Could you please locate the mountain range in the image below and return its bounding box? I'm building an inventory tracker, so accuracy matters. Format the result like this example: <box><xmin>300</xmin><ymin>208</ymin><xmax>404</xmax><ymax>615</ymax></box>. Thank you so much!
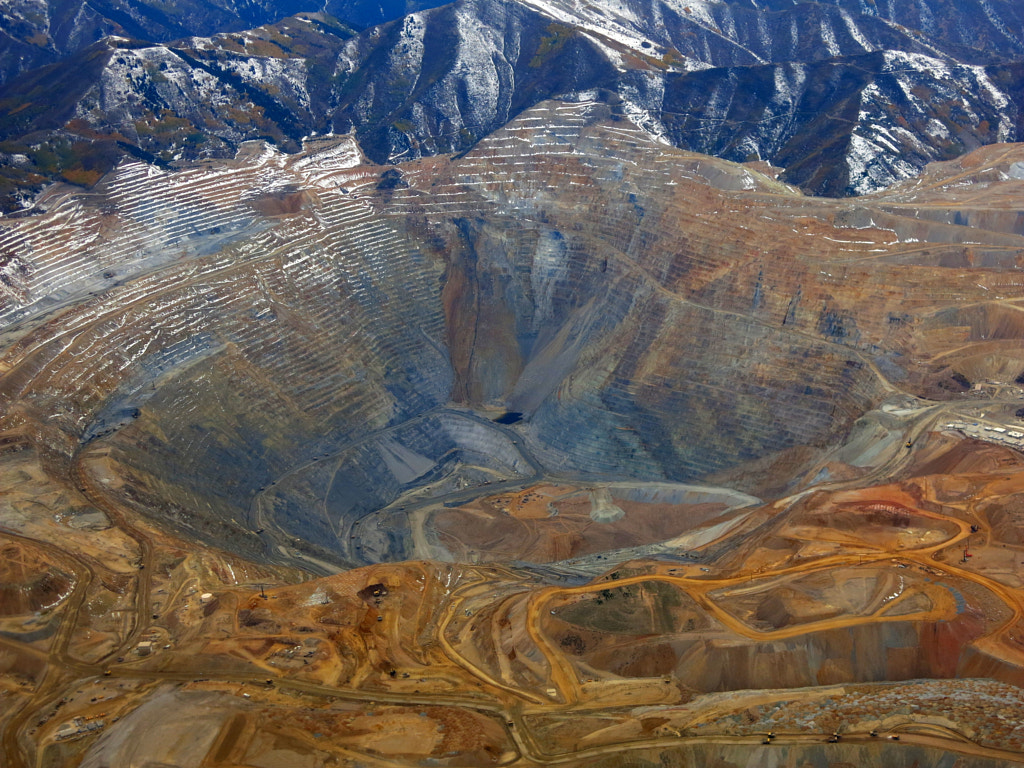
<box><xmin>1</xmin><ymin>0</ymin><xmax>1023</xmax><ymax>210</ymax></box>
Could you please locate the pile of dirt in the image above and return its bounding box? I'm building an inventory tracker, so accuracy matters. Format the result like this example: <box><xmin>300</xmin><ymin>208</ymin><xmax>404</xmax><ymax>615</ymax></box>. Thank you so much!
<box><xmin>0</xmin><ymin>544</ymin><xmax>72</xmax><ymax>616</ymax></box>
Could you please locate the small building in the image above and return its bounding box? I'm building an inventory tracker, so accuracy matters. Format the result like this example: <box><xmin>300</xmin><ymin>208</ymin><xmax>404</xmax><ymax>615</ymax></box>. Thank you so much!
<box><xmin>137</xmin><ymin>641</ymin><xmax>153</xmax><ymax>656</ymax></box>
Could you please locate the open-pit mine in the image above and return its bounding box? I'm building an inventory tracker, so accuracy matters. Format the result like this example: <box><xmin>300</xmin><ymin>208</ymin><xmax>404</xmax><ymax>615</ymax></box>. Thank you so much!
<box><xmin>5</xmin><ymin>98</ymin><xmax>1024</xmax><ymax>766</ymax></box>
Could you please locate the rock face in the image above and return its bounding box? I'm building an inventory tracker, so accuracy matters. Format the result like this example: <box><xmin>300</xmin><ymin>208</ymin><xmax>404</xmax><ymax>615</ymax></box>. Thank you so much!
<box><xmin>2</xmin><ymin>0</ymin><xmax>1023</xmax><ymax>208</ymax></box>
<box><xmin>2</xmin><ymin>99</ymin><xmax>1024</xmax><ymax>567</ymax></box>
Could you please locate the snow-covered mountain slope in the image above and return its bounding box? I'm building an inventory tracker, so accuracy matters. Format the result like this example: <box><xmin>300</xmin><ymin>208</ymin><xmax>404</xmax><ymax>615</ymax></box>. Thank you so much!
<box><xmin>326</xmin><ymin>0</ymin><xmax>1024</xmax><ymax>195</ymax></box>
<box><xmin>747</xmin><ymin>0</ymin><xmax>1024</xmax><ymax>62</ymax></box>
<box><xmin>657</xmin><ymin>50</ymin><xmax>1021</xmax><ymax>195</ymax></box>
<box><xmin>1</xmin><ymin>0</ymin><xmax>1022</xmax><ymax>207</ymax></box>
<box><xmin>0</xmin><ymin>0</ymin><xmax>319</xmax><ymax>84</ymax></box>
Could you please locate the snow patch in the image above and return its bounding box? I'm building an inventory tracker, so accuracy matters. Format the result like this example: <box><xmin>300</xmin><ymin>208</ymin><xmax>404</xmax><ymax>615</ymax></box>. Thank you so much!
<box><xmin>517</xmin><ymin>0</ymin><xmax>664</xmax><ymax>63</ymax></box>
<box><xmin>219</xmin><ymin>56</ymin><xmax>312</xmax><ymax>111</ymax></box>
<box><xmin>840</xmin><ymin>8</ymin><xmax>873</xmax><ymax>51</ymax></box>
<box><xmin>882</xmin><ymin>50</ymin><xmax>949</xmax><ymax>81</ymax></box>
<box><xmin>924</xmin><ymin>118</ymin><xmax>949</xmax><ymax>140</ymax></box>
<box><xmin>820</xmin><ymin>16</ymin><xmax>840</xmax><ymax>57</ymax></box>
<box><xmin>847</xmin><ymin>133</ymin><xmax>915</xmax><ymax>195</ymax></box>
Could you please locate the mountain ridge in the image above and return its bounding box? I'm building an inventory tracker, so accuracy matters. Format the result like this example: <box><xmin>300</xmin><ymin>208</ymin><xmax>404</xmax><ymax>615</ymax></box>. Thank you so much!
<box><xmin>1</xmin><ymin>0</ymin><xmax>1022</xmax><ymax>209</ymax></box>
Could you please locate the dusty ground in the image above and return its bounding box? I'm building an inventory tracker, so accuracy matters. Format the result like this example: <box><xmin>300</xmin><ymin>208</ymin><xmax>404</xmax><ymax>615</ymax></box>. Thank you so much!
<box><xmin>432</xmin><ymin>483</ymin><xmax>732</xmax><ymax>562</ymax></box>
<box><xmin>4</xmin><ymin>423</ymin><xmax>1024</xmax><ymax>767</ymax></box>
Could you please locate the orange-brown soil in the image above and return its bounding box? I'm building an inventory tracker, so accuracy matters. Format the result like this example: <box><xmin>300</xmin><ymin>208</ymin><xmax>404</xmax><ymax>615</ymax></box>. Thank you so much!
<box><xmin>434</xmin><ymin>484</ymin><xmax>728</xmax><ymax>562</ymax></box>
<box><xmin>0</xmin><ymin>542</ymin><xmax>72</xmax><ymax>617</ymax></box>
